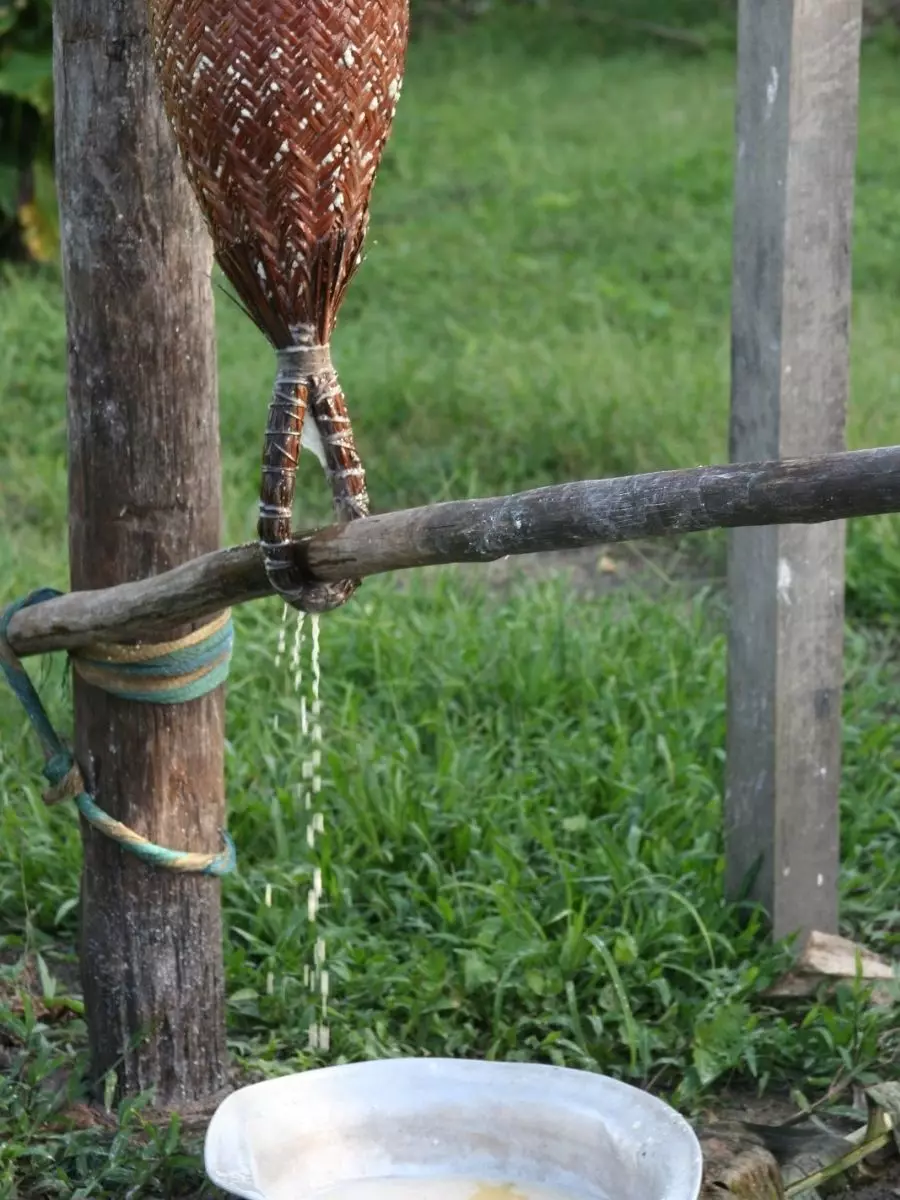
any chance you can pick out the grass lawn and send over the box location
[1,10,900,1196]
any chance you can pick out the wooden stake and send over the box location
[54,0,228,1104]
[726,0,862,939]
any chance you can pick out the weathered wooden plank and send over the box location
[7,445,899,658]
[54,0,228,1104]
[726,0,862,939]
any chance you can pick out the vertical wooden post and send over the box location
[54,0,228,1104]
[726,0,862,940]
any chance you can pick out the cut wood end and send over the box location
[763,931,897,1001]
[699,1136,784,1200]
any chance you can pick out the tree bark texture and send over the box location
[54,0,228,1105]
[7,445,899,659]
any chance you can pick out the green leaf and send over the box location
[103,1069,118,1114]
[227,988,259,1004]
[35,952,55,1000]
[0,50,54,116]
[562,814,588,833]
[18,153,59,261]
[692,1001,752,1086]
[54,896,79,926]
[0,161,18,217]
[525,969,546,995]
[613,932,638,965]
[462,951,498,990]
[535,191,578,211]
[588,934,639,1073]
[0,7,21,38]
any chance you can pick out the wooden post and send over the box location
[726,0,862,940]
[54,0,228,1104]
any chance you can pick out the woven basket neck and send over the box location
[276,343,333,378]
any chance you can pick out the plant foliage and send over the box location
[0,0,56,261]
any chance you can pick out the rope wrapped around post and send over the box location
[147,0,410,613]
[0,589,236,876]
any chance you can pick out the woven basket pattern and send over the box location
[149,0,409,609]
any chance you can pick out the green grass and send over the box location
[2,11,900,1197]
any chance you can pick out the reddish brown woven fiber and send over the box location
[148,0,409,611]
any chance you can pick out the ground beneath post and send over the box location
[700,1089,900,1200]
[3,895,900,1197]
[848,1165,900,1200]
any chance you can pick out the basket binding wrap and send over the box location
[148,0,410,611]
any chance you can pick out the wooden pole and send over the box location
[54,0,227,1104]
[7,445,900,658]
[726,0,862,939]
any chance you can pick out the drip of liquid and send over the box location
[303,612,328,1052]
[274,602,330,1052]
[273,603,292,733]
[275,602,290,668]
[305,1179,581,1200]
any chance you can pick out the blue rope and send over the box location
[0,589,236,876]
[71,608,234,704]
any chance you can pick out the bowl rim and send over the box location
[204,1056,704,1200]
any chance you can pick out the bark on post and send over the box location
[726,0,862,940]
[54,0,228,1104]
[6,444,900,659]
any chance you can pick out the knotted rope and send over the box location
[0,589,236,876]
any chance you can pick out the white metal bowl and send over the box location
[204,1058,703,1200]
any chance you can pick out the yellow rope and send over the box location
[73,646,232,697]
[75,609,232,664]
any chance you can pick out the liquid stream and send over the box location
[275,603,329,1052]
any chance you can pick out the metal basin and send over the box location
[204,1057,704,1200]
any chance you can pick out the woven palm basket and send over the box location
[148,0,410,611]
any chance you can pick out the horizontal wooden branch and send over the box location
[7,445,900,657]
